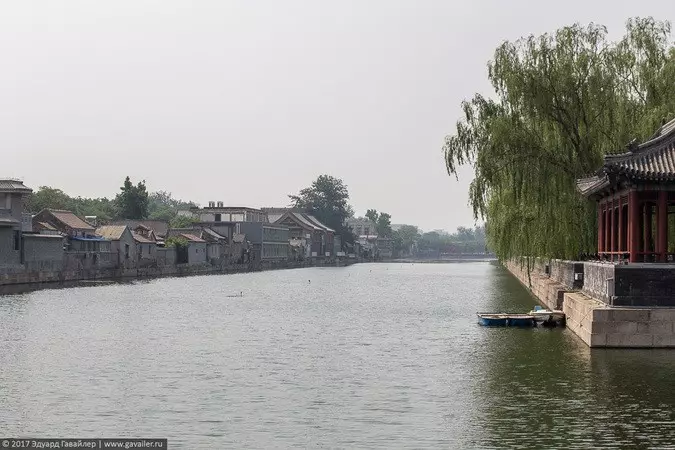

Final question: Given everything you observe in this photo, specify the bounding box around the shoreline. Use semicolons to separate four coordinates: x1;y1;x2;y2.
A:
0;257;358;296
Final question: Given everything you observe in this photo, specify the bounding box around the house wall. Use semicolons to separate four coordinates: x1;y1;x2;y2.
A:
207;243;221;261
0;227;20;266
0;192;24;223
238;222;263;244
23;235;64;263
187;242;207;265
156;247;177;267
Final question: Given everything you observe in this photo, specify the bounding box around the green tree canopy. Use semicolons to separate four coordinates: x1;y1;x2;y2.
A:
289;175;355;243
148;190;197;221
443;18;675;260
116;176;149;220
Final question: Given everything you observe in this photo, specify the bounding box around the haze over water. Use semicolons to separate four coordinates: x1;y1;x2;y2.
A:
2;263;675;448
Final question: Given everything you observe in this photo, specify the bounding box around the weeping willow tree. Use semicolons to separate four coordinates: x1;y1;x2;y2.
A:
444;18;675;260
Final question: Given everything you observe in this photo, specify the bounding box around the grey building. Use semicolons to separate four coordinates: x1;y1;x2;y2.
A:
96;225;138;269
192;204;289;261
0;179;32;267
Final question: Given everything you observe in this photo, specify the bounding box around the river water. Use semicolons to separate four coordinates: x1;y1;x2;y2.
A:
2;262;675;449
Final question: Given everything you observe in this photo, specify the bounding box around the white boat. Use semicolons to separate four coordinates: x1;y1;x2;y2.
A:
528;306;565;323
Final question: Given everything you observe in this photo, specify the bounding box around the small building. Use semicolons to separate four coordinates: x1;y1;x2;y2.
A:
34;221;60;235
376;237;394;259
577;118;675;263
200;227;228;262
96;225;137;269
0;179;32;267
181;233;207;265
32;209;96;238
109;220;169;244
272;211;332;258
133;232;157;266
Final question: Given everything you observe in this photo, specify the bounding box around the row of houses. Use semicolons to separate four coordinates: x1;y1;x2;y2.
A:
1;181;351;273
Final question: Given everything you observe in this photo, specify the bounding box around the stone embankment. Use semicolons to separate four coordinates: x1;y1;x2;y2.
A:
0;257;356;295
504;258;675;348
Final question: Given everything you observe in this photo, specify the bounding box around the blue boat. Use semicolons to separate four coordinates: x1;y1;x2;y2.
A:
477;313;508;327
505;314;536;327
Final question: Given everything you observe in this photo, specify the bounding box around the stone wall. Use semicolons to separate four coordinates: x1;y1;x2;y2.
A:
581;262;615;304
504;257;675;348
613;264;675;307
564;292;675;347
503;259;569;310
23;235;64;263
0;255;358;295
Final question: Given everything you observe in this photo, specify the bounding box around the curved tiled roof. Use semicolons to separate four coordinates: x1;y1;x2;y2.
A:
577;118;675;197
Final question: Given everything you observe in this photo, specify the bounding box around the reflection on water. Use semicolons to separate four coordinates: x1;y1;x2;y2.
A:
1;263;675;449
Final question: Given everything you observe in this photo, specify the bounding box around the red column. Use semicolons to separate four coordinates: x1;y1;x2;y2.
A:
618;198;624;256
598;203;605;255
644;203;652;259
610;201;616;261
628;191;638;262
658;190;668;262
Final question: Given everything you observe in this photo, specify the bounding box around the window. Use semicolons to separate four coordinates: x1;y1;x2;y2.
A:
125;244;130;259
13;230;20;251
215;213;222;222
2;194;10;210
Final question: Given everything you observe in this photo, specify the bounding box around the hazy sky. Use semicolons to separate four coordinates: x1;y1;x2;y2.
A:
2;1;672;231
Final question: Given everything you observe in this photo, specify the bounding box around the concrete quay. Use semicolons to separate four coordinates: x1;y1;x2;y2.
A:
504;259;675;348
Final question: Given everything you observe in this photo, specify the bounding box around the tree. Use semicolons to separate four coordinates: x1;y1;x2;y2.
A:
443;18;675;260
289;175;355;243
26;186;73;213
169;214;199;229
116;176;149;219
392;224;420;256
365;209;379;224
148;190;197;221
376;212;392;237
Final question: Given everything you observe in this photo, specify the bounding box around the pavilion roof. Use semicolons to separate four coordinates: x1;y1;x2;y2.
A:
577;118;675;198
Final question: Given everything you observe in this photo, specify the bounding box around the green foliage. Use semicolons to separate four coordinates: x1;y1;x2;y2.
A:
443;18;675;260
26;186;117;220
169;215;199;229
116;176;149;219
289;175;355;243
26;184;197;224
165;235;188;248
392;224;420;256
363;209;393;237
148;191;197;221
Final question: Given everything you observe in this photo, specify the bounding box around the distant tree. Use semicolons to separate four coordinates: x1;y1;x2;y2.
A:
116;176;149;219
169;215;199;229
289;175;355;244
392;224;420;256
376;212;392;237
148;190;197;221
26;186;117;220
26;186;73;213
365;209;379;224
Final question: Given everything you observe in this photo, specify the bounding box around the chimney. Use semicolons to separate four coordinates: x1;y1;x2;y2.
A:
208;201;215;208
217;201;224;207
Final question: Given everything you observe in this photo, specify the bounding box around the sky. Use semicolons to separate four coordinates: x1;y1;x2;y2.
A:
1;1;673;232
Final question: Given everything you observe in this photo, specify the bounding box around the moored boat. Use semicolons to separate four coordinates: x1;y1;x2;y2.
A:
505;314;536;327
528;306;565;323
477;313;508;327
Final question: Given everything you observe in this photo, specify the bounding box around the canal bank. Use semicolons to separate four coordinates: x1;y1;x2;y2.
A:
0;257;357;295
504;258;675;348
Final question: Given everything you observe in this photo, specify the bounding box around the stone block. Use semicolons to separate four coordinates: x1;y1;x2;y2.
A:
610;309;651;322
594;321;637;334
637;321;673;335
605;333;653;347
592;309;612;322
590;333;607;347
649;309;675;322
652;335;675;347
